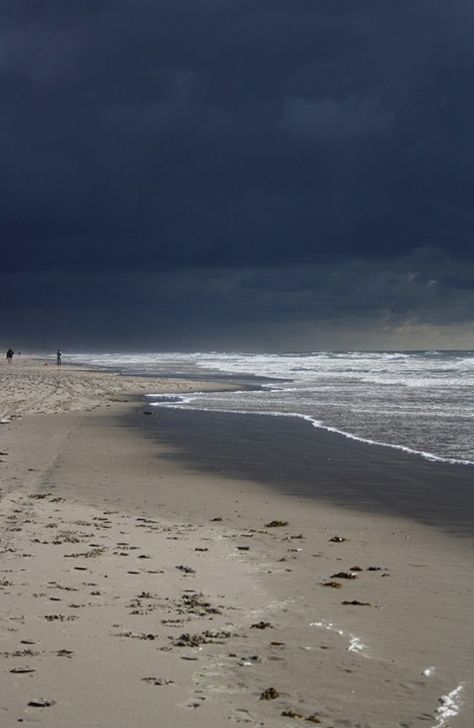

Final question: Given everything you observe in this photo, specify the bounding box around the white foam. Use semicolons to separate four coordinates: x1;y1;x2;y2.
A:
423;666;436;677
148;394;194;405
145;396;474;466
308;419;474;466
310;620;344;636
348;637;367;654
431;684;464;728
310;621;368;656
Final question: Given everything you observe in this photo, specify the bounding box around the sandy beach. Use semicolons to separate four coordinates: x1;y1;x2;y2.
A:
1;359;473;727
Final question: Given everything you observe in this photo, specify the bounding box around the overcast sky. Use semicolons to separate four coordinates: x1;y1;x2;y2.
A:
2;1;474;351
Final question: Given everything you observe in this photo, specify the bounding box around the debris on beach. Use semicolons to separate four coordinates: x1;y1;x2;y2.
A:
260;687;279;700
281;709;305;718
172;630;231;647
141;676;174;686
238;654;261;665
27;698;56;708
1;648;41;658
264;520;289;528
135;517;159;525
342;600;372;607
250;621;273;629
331;571;358;579
281;710;321;723
9;666;35;673
329;536;347;543
321;581;342;588
180;592;221;616
63;548;104;558
175;564;196;574
112;630;158;641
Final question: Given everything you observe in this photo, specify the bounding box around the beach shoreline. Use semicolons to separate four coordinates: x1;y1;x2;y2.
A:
135;406;474;538
0;360;472;727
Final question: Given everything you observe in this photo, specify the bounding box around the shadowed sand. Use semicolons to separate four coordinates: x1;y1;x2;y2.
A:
0;359;473;727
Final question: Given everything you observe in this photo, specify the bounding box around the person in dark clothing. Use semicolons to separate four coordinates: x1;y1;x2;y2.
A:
6;348;14;364
56;349;62;366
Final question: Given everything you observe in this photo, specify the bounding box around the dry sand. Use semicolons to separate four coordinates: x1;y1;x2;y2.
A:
0;358;472;727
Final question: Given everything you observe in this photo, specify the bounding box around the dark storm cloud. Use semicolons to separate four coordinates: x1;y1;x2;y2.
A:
2;2;474;350
281;97;392;141
2;0;474;278
3;250;474;350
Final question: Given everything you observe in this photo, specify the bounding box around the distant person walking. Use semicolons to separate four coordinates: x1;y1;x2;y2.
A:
6;348;14;364
56;349;62;366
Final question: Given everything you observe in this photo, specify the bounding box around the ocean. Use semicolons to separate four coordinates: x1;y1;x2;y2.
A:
65;350;474;466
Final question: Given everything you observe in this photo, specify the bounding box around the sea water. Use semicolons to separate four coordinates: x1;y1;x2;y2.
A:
66;351;474;465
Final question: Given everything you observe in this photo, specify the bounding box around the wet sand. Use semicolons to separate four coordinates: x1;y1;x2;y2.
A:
137;407;474;537
0;360;473;727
